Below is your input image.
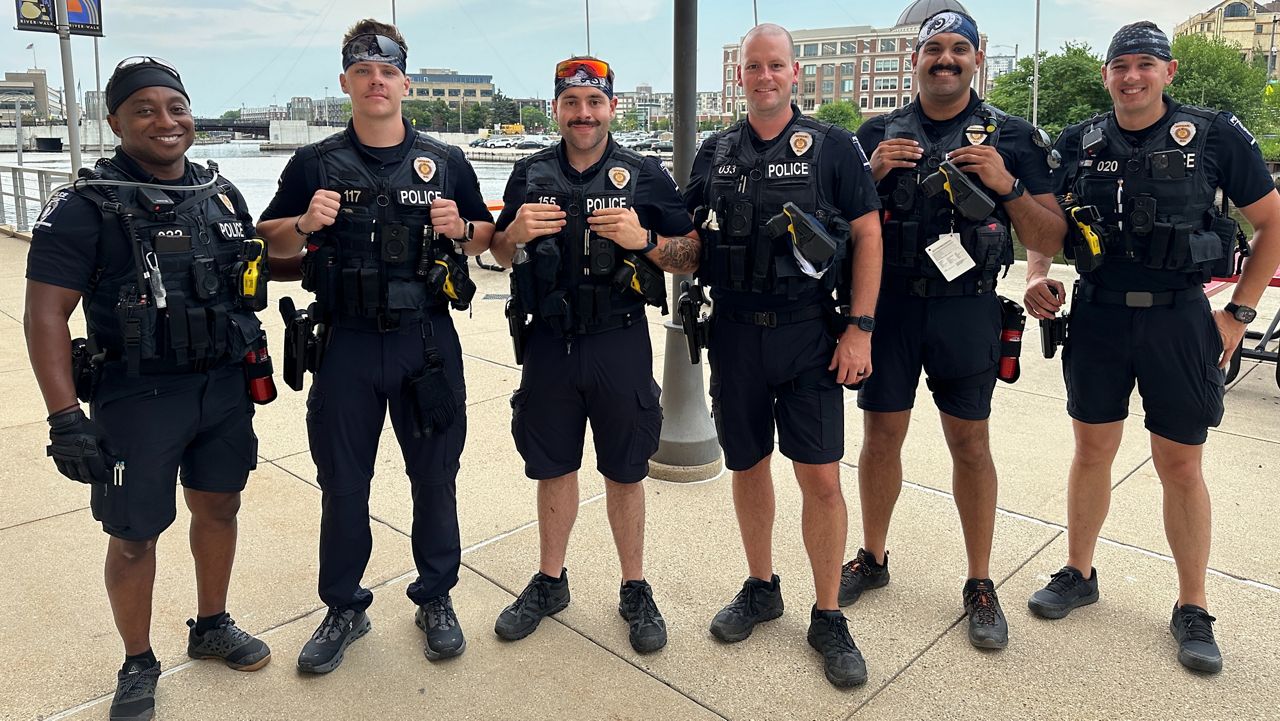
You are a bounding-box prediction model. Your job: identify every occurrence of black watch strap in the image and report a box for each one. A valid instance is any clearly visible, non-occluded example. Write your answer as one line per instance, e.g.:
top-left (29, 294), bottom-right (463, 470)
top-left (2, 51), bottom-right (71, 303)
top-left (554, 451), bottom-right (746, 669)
top-left (1224, 302), bottom-right (1257, 324)
top-left (997, 179), bottom-right (1025, 203)
top-left (845, 314), bottom-right (875, 333)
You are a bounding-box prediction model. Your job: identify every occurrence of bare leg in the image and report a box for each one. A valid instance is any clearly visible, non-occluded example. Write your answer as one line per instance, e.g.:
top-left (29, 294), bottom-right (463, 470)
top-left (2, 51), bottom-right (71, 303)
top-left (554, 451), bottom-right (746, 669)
top-left (1065, 420), bottom-right (1124, 573)
top-left (105, 537), bottom-right (158, 656)
top-left (186, 488), bottom-right (241, 617)
top-left (538, 472), bottom-right (579, 578)
top-left (858, 410), bottom-right (911, 564)
top-left (794, 460), bottom-right (847, 610)
top-left (604, 478), bottom-right (646, 582)
top-left (939, 414), bottom-right (997, 580)
top-left (1150, 434), bottom-right (1211, 609)
top-left (732, 455), bottom-right (775, 581)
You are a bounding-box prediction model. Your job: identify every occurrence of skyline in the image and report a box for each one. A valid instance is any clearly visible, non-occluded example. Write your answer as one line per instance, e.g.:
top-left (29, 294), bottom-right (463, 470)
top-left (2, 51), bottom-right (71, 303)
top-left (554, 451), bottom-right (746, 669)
top-left (0, 0), bottom-right (1237, 116)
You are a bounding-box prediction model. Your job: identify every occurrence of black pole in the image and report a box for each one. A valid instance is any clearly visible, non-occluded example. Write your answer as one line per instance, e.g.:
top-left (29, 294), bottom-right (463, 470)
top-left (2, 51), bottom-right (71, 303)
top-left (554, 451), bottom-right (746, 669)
top-left (651, 0), bottom-right (722, 479)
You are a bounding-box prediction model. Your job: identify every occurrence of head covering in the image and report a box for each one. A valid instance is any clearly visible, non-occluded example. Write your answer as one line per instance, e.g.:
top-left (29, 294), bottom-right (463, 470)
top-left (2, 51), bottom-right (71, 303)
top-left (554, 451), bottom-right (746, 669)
top-left (106, 60), bottom-right (188, 115)
top-left (554, 59), bottom-right (614, 99)
top-left (342, 33), bottom-right (407, 73)
top-left (1106, 22), bottom-right (1172, 64)
top-left (917, 10), bottom-right (980, 51)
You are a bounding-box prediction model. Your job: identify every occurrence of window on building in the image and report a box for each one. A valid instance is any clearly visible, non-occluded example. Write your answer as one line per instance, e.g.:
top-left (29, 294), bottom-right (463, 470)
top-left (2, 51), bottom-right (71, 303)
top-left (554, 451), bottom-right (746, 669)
top-left (903, 75), bottom-right (912, 90)
top-left (1223, 2), bottom-right (1249, 18)
top-left (903, 38), bottom-right (913, 51)
top-left (822, 42), bottom-right (837, 55)
top-left (875, 58), bottom-right (899, 72)
top-left (842, 79), bottom-right (854, 93)
top-left (1258, 23), bottom-right (1265, 34)
top-left (903, 94), bottom-right (912, 106)
top-left (432, 89), bottom-right (445, 96)
top-left (804, 64), bottom-right (818, 76)
top-left (862, 39), bottom-right (873, 53)
top-left (874, 77), bottom-right (898, 90)
top-left (904, 57), bottom-right (912, 71)
top-left (725, 67), bottom-right (734, 80)
top-left (861, 59), bottom-right (870, 73)
top-left (822, 80), bottom-right (834, 94)
top-left (448, 88), bottom-right (460, 96)
top-left (841, 41), bottom-right (857, 54)
top-left (822, 64), bottom-right (835, 76)
top-left (481, 89), bottom-right (493, 97)
top-left (880, 38), bottom-right (896, 52)
top-left (804, 81), bottom-right (816, 94)
top-left (861, 77), bottom-right (870, 91)
top-left (463, 89), bottom-right (476, 96)
top-left (794, 45), bottom-right (801, 59)
top-left (803, 43), bottom-right (819, 57)
top-left (873, 95), bottom-right (897, 108)
top-left (448, 101), bottom-right (458, 108)
top-left (840, 62), bottom-right (855, 74)
top-left (860, 95), bottom-right (869, 109)
top-left (415, 88), bottom-right (428, 96)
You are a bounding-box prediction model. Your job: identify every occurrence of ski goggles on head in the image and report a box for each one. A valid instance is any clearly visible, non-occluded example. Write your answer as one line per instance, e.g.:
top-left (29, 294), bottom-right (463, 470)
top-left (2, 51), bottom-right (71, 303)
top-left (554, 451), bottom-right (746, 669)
top-left (342, 33), bottom-right (407, 72)
top-left (554, 58), bottom-right (613, 98)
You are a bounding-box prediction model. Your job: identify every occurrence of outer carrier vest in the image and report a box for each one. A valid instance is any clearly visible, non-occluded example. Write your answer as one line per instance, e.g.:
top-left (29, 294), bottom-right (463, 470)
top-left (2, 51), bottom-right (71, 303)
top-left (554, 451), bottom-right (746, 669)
top-left (879, 102), bottom-right (1013, 295)
top-left (1065, 106), bottom-right (1232, 279)
top-left (82, 158), bottom-right (263, 375)
top-left (300, 130), bottom-right (468, 328)
top-left (698, 113), bottom-right (847, 299)
top-left (515, 144), bottom-right (652, 335)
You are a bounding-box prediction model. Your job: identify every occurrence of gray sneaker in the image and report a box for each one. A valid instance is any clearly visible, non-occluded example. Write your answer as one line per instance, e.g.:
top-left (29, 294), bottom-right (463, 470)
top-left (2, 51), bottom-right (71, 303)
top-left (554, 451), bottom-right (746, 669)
top-left (495, 570), bottom-right (570, 641)
top-left (1170, 603), bottom-right (1223, 673)
top-left (806, 606), bottom-right (868, 688)
top-left (838, 548), bottom-right (890, 607)
top-left (618, 579), bottom-right (667, 653)
top-left (1028, 566), bottom-right (1099, 619)
top-left (186, 615), bottom-right (271, 671)
top-left (297, 607), bottom-right (371, 674)
top-left (416, 594), bottom-right (466, 660)
top-left (963, 578), bottom-right (1008, 649)
top-left (109, 659), bottom-right (160, 721)
top-left (709, 574), bottom-right (784, 643)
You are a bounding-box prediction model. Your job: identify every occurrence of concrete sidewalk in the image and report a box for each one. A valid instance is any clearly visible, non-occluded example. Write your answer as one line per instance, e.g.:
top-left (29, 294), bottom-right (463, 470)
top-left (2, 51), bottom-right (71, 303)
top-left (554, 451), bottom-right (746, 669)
top-left (2, 230), bottom-right (1278, 720)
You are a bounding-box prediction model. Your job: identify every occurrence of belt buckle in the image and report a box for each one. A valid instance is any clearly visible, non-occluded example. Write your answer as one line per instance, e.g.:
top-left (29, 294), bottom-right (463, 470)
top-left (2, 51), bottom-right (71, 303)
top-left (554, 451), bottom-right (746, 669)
top-left (752, 311), bottom-right (777, 328)
top-left (1124, 291), bottom-right (1154, 308)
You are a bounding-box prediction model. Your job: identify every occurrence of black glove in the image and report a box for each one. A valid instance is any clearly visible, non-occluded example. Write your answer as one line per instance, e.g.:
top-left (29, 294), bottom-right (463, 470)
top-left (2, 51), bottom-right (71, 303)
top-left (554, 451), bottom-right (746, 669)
top-left (406, 352), bottom-right (458, 438)
top-left (46, 407), bottom-right (115, 484)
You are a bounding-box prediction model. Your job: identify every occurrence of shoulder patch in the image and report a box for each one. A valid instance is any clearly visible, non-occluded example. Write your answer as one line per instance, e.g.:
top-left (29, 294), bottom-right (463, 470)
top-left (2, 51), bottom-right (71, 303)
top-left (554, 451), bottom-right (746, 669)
top-left (850, 135), bottom-right (871, 171)
top-left (32, 190), bottom-right (73, 230)
top-left (1225, 113), bottom-right (1257, 147)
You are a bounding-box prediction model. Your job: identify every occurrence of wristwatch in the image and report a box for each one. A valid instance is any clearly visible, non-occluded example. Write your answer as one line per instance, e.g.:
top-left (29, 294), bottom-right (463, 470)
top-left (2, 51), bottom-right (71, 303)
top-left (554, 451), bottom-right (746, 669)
top-left (640, 230), bottom-right (659, 255)
top-left (843, 314), bottom-right (876, 333)
top-left (997, 178), bottom-right (1025, 203)
top-left (452, 219), bottom-right (475, 243)
top-left (293, 218), bottom-right (314, 238)
top-left (1224, 302), bottom-right (1257, 324)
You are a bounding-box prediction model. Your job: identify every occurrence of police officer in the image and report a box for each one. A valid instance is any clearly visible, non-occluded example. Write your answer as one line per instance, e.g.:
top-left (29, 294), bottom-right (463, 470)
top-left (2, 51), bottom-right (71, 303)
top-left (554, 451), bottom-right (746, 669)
top-left (684, 23), bottom-right (883, 688)
top-left (24, 57), bottom-right (271, 721)
top-left (488, 56), bottom-right (699, 654)
top-left (257, 19), bottom-right (494, 670)
top-left (840, 10), bottom-right (1066, 651)
top-left (1024, 22), bottom-right (1280, 674)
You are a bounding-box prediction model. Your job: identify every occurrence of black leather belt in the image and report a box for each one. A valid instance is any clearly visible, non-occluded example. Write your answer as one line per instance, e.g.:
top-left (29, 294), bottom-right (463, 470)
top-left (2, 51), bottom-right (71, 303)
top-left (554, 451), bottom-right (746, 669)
top-left (718, 304), bottom-right (825, 328)
top-left (1078, 282), bottom-right (1204, 308)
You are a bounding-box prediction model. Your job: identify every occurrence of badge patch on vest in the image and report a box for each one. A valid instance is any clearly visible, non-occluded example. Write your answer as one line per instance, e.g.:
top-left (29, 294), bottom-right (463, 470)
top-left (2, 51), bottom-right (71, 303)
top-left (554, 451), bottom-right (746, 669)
top-left (790, 131), bottom-right (813, 156)
top-left (1170, 121), bottom-right (1196, 147)
top-left (414, 157), bottom-right (437, 183)
top-left (965, 124), bottom-right (989, 145)
top-left (608, 167), bottom-right (631, 190)
top-left (217, 193), bottom-right (236, 214)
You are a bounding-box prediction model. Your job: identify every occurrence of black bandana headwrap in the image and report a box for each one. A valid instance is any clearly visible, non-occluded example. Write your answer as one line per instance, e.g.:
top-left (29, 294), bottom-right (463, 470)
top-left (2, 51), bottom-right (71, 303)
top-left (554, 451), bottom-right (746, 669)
top-left (917, 11), bottom-right (980, 50)
top-left (1106, 22), bottom-right (1172, 64)
top-left (554, 66), bottom-right (614, 99)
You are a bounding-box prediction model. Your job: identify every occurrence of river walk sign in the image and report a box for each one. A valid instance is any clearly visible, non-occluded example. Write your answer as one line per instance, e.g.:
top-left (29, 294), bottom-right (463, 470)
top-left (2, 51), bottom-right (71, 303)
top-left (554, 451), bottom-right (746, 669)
top-left (15, 0), bottom-right (103, 36)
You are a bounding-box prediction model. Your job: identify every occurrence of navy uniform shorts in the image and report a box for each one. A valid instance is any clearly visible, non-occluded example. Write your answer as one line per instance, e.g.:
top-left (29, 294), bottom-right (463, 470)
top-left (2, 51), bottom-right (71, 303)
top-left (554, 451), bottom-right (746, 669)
top-left (857, 293), bottom-right (1001, 421)
top-left (511, 321), bottom-right (662, 484)
top-left (708, 312), bottom-right (843, 471)
top-left (89, 364), bottom-right (257, 541)
top-left (1064, 293), bottom-right (1224, 446)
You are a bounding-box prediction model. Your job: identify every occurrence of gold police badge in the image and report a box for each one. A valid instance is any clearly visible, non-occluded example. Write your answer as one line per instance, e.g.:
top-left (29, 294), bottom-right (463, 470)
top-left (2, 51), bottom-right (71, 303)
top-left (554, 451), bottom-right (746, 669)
top-left (965, 124), bottom-right (989, 145)
top-left (413, 157), bottom-right (437, 183)
top-left (217, 193), bottom-right (236, 214)
top-left (790, 131), bottom-right (813, 156)
top-left (609, 166), bottom-right (631, 189)
top-left (1170, 121), bottom-right (1196, 147)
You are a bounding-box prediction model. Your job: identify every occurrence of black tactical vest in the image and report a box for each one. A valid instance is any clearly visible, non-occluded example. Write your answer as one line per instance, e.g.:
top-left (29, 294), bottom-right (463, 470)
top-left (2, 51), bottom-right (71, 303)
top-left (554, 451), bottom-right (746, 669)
top-left (516, 143), bottom-right (649, 334)
top-left (301, 130), bottom-right (467, 326)
top-left (1066, 106), bottom-right (1226, 278)
top-left (879, 102), bottom-right (1013, 295)
top-left (82, 158), bottom-right (263, 374)
top-left (699, 112), bottom-right (846, 299)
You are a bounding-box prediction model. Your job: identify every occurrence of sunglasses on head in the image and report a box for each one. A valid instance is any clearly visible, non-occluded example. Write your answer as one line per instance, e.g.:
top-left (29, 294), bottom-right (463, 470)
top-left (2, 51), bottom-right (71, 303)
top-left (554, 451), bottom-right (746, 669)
top-left (555, 58), bottom-right (610, 80)
top-left (114, 56), bottom-right (181, 79)
top-left (343, 34), bottom-right (407, 69)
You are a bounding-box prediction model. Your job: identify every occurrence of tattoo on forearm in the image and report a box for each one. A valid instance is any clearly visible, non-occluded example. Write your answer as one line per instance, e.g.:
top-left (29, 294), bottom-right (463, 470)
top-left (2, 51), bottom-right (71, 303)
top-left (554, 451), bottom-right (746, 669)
top-left (657, 235), bottom-right (699, 273)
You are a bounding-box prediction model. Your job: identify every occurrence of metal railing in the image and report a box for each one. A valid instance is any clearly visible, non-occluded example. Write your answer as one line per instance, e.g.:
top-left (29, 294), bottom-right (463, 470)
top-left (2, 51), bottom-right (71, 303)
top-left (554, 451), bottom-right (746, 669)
top-left (0, 164), bottom-right (73, 233)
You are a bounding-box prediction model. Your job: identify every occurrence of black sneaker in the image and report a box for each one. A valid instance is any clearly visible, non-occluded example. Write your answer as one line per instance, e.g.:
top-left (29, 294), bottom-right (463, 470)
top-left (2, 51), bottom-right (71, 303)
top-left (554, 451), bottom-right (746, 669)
top-left (619, 579), bottom-right (667, 653)
top-left (186, 615), bottom-right (272, 671)
top-left (494, 569), bottom-right (570, 641)
top-left (709, 574), bottom-right (784, 643)
top-left (110, 658), bottom-right (160, 721)
top-left (838, 548), bottom-right (890, 607)
top-left (963, 578), bottom-right (1008, 649)
top-left (806, 606), bottom-right (868, 688)
top-left (416, 594), bottom-right (466, 660)
top-left (1028, 566), bottom-right (1099, 620)
top-left (296, 607), bottom-right (371, 674)
top-left (1170, 603), bottom-right (1223, 673)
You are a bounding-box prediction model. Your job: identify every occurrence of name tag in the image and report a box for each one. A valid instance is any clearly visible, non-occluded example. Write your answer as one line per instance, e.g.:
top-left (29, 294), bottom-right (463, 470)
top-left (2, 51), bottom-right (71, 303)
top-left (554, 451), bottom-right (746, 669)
top-left (334, 187), bottom-right (370, 206)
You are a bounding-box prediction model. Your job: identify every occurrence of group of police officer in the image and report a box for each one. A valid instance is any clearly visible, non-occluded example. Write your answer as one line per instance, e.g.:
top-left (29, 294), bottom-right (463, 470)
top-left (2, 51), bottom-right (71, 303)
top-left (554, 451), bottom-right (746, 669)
top-left (23, 10), bottom-right (1280, 720)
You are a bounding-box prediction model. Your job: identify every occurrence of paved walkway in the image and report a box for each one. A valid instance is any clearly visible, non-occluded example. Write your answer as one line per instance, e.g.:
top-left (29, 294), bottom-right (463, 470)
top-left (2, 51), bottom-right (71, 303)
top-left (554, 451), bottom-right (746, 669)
top-left (2, 230), bottom-right (1278, 720)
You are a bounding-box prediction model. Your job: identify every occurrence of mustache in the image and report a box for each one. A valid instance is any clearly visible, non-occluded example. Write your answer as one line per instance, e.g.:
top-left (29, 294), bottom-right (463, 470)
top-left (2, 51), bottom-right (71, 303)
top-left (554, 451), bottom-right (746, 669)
top-left (930, 64), bottom-right (963, 75)
top-left (569, 120), bottom-right (600, 128)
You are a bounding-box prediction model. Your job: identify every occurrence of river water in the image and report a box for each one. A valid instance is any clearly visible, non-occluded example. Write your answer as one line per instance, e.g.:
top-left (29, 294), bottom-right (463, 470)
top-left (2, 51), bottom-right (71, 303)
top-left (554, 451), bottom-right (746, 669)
top-left (1, 140), bottom-right (516, 226)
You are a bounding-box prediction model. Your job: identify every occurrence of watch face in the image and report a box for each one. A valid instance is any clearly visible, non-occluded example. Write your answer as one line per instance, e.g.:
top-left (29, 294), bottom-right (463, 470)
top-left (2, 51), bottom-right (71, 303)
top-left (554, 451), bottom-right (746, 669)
top-left (1237, 306), bottom-right (1257, 323)
top-left (857, 315), bottom-right (876, 332)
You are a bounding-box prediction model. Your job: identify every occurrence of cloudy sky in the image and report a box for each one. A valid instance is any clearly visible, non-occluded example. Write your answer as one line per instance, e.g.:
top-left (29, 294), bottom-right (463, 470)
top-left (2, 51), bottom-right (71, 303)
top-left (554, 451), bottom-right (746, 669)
top-left (0, 0), bottom-right (1234, 115)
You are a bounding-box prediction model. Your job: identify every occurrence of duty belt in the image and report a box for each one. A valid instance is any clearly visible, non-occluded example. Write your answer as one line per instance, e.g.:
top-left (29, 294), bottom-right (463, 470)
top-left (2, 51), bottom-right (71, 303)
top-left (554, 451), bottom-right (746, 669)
top-left (1078, 282), bottom-right (1204, 308)
top-left (329, 302), bottom-right (447, 332)
top-left (880, 274), bottom-right (996, 298)
top-left (718, 304), bottom-right (826, 328)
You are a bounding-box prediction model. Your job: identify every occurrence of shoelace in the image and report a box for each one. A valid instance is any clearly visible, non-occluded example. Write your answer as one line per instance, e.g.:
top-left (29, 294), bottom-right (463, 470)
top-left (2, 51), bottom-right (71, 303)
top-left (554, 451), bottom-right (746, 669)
top-left (1177, 608), bottom-right (1218, 645)
top-left (622, 585), bottom-right (661, 629)
top-left (313, 609), bottom-right (352, 643)
top-left (211, 616), bottom-right (253, 645)
top-left (511, 580), bottom-right (554, 618)
top-left (116, 662), bottom-right (159, 702)
top-left (965, 586), bottom-right (1000, 625)
top-left (1044, 568), bottom-right (1083, 595)
top-left (816, 616), bottom-right (857, 655)
top-left (730, 583), bottom-right (765, 617)
top-left (424, 598), bottom-right (457, 631)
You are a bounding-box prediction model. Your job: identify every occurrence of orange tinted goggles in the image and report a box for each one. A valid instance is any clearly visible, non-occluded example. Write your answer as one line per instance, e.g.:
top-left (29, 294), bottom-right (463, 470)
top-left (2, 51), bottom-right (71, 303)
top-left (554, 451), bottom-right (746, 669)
top-left (555, 58), bottom-right (610, 80)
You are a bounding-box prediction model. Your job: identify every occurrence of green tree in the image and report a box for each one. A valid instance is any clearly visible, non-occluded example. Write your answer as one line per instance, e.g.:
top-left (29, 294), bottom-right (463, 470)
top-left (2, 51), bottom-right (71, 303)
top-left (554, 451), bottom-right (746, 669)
top-left (464, 102), bottom-right (490, 132)
top-left (489, 91), bottom-right (518, 126)
top-left (220, 109), bottom-right (241, 120)
top-left (988, 42), bottom-right (1111, 137)
top-left (813, 100), bottom-right (863, 131)
top-left (519, 105), bottom-right (551, 132)
top-left (1168, 34), bottom-right (1268, 131)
